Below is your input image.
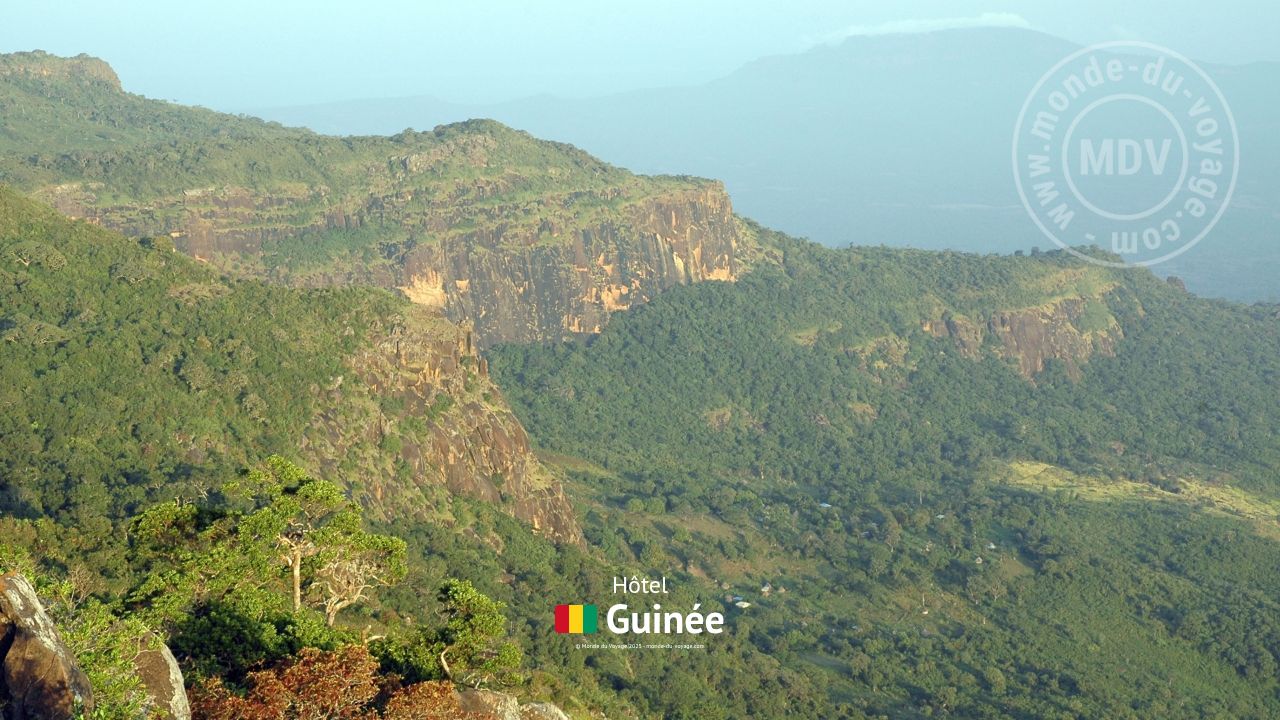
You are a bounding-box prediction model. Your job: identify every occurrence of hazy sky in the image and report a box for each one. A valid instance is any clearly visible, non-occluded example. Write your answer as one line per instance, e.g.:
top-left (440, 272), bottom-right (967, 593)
top-left (2, 1), bottom-right (1275, 110)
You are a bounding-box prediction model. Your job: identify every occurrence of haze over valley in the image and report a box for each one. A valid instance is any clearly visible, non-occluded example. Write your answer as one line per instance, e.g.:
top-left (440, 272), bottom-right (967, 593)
top-left (258, 27), bottom-right (1280, 303)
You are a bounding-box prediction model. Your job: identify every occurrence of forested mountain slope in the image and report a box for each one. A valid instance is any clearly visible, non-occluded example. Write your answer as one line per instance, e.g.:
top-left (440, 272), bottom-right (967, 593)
top-left (0, 185), bottom-right (577, 541)
top-left (492, 227), bottom-right (1280, 718)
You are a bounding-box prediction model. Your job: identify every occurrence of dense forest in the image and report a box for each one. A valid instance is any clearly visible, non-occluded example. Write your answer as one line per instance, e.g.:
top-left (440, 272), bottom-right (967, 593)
top-left (491, 227), bottom-right (1280, 718)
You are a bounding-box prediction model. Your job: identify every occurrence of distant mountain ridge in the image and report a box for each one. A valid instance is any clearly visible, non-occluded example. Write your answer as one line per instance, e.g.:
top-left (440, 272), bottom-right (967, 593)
top-left (256, 27), bottom-right (1280, 303)
top-left (0, 51), bottom-right (749, 347)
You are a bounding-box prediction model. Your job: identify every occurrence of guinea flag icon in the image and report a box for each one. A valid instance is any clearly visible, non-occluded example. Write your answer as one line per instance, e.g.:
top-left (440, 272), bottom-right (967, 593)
top-left (555, 604), bottom-right (598, 634)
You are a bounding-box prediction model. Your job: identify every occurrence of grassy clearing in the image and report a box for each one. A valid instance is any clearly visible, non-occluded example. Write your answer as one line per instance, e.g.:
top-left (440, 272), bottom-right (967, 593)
top-left (1003, 461), bottom-right (1280, 540)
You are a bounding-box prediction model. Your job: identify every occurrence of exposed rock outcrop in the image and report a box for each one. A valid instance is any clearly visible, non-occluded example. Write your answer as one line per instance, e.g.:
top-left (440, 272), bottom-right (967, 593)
top-left (133, 634), bottom-right (190, 720)
top-left (0, 573), bottom-right (94, 720)
top-left (987, 298), bottom-right (1120, 378)
top-left (521, 702), bottom-right (573, 720)
top-left (458, 689), bottom-right (521, 720)
top-left (29, 114), bottom-right (746, 349)
top-left (922, 314), bottom-right (984, 358)
top-left (303, 306), bottom-right (582, 544)
top-left (459, 689), bottom-right (566, 720)
top-left (0, 51), bottom-right (120, 90)
top-left (401, 183), bottom-right (741, 346)
top-left (925, 295), bottom-right (1122, 379)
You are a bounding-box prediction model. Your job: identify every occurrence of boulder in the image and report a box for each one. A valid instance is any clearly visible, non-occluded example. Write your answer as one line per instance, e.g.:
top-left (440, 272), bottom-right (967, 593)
top-left (521, 702), bottom-right (572, 720)
top-left (133, 634), bottom-right (190, 720)
top-left (458, 688), bottom-right (521, 720)
top-left (0, 573), bottom-right (94, 719)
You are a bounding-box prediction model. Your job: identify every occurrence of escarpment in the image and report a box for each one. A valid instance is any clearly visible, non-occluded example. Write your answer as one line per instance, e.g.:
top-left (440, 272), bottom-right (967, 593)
top-left (3, 54), bottom-right (748, 348)
top-left (41, 168), bottom-right (743, 349)
top-left (301, 305), bottom-right (582, 544)
top-left (399, 182), bottom-right (740, 345)
top-left (0, 50), bottom-right (120, 89)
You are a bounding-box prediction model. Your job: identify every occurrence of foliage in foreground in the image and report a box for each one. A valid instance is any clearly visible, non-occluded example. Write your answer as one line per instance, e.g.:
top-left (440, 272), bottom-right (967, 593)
top-left (190, 646), bottom-right (475, 720)
top-left (2, 456), bottom-right (518, 719)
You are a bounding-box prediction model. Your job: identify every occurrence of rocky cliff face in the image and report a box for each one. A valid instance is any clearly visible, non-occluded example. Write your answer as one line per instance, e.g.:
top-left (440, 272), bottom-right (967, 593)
top-left (42, 176), bottom-right (743, 348)
top-left (9, 55), bottom-right (749, 349)
top-left (400, 183), bottom-right (740, 345)
top-left (0, 51), bottom-right (121, 89)
top-left (301, 306), bottom-right (582, 543)
top-left (924, 294), bottom-right (1122, 379)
